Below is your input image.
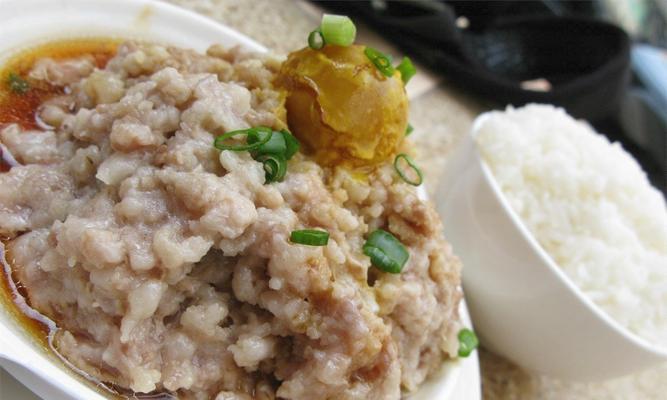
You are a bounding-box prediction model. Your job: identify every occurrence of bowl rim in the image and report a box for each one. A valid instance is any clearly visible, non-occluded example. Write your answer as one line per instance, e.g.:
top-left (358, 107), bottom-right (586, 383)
top-left (0, 0), bottom-right (267, 56)
top-left (0, 0), bottom-right (479, 398)
top-left (470, 110), bottom-right (667, 358)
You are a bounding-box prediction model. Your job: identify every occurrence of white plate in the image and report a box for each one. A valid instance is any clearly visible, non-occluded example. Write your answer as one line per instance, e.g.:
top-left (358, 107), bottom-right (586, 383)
top-left (0, 0), bottom-right (480, 398)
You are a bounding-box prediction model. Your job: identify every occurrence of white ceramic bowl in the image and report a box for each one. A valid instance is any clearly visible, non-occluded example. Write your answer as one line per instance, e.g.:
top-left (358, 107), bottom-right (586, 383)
top-left (436, 113), bottom-right (667, 381)
top-left (0, 0), bottom-right (479, 398)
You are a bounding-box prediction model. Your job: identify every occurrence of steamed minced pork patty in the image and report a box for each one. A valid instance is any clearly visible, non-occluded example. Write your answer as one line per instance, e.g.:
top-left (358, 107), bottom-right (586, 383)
top-left (0, 42), bottom-right (462, 399)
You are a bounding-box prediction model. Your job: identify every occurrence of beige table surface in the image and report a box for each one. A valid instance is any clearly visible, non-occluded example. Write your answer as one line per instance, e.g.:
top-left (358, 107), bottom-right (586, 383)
top-left (163, 1), bottom-right (667, 399)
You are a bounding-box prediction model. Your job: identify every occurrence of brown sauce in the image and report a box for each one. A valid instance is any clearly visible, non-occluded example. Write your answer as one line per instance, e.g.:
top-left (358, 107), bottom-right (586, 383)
top-left (0, 38), bottom-right (138, 399)
top-left (0, 239), bottom-right (51, 347)
top-left (0, 38), bottom-right (119, 130)
top-left (0, 37), bottom-right (119, 341)
top-left (0, 152), bottom-right (10, 172)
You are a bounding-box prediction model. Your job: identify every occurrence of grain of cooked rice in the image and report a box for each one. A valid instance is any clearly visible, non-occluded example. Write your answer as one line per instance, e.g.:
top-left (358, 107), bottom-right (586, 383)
top-left (475, 104), bottom-right (667, 348)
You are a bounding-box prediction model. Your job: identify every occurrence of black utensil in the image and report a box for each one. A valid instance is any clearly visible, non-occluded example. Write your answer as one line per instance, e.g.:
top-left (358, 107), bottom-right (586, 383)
top-left (319, 1), bottom-right (631, 122)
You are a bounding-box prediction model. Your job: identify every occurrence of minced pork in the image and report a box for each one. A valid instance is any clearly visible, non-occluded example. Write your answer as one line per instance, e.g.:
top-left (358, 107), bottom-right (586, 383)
top-left (0, 42), bottom-right (462, 399)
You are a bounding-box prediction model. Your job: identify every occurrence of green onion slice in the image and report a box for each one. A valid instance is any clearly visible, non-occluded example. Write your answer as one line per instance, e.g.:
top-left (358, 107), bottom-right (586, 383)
top-left (396, 56), bottom-right (416, 84)
top-left (214, 127), bottom-right (272, 152)
top-left (214, 127), bottom-right (300, 184)
top-left (320, 14), bottom-right (357, 46)
top-left (364, 47), bottom-right (395, 77)
top-left (290, 229), bottom-right (330, 246)
top-left (7, 72), bottom-right (30, 94)
top-left (254, 130), bottom-right (286, 155)
top-left (258, 153), bottom-right (287, 183)
top-left (457, 328), bottom-right (479, 357)
top-left (281, 129), bottom-right (300, 160)
top-left (308, 29), bottom-right (325, 50)
top-left (394, 153), bottom-right (423, 186)
top-left (405, 123), bottom-right (414, 136)
top-left (246, 128), bottom-right (271, 146)
top-left (247, 129), bottom-right (300, 160)
top-left (363, 229), bottom-right (409, 274)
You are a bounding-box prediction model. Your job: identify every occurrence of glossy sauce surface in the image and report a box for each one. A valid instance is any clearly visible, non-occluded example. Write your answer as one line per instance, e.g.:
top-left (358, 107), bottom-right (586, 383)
top-left (0, 38), bottom-right (118, 129)
top-left (0, 239), bottom-right (51, 348)
top-left (0, 38), bottom-right (131, 399)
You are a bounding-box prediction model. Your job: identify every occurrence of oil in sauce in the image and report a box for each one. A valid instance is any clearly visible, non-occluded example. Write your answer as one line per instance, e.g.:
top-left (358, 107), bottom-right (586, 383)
top-left (0, 39), bottom-right (119, 342)
top-left (0, 38), bottom-right (173, 399)
top-left (0, 240), bottom-right (52, 348)
top-left (0, 38), bottom-right (118, 130)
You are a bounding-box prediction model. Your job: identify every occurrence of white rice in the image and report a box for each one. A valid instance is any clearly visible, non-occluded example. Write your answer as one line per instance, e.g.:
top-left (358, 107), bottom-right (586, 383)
top-left (474, 104), bottom-right (667, 348)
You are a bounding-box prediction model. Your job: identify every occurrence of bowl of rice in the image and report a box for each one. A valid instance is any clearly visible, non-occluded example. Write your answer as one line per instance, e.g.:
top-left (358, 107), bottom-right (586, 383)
top-left (437, 104), bottom-right (667, 380)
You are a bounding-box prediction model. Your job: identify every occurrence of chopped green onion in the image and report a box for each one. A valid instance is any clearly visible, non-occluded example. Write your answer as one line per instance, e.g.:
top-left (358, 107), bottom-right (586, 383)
top-left (394, 153), bottom-right (423, 186)
top-left (258, 153), bottom-right (287, 183)
top-left (457, 328), bottom-right (479, 357)
top-left (246, 128), bottom-right (271, 146)
top-left (254, 130), bottom-right (286, 155)
top-left (396, 56), bottom-right (416, 84)
top-left (7, 72), bottom-right (29, 94)
top-left (247, 129), bottom-right (300, 160)
top-left (320, 14), bottom-right (357, 46)
top-left (214, 127), bottom-right (300, 184)
top-left (363, 229), bottom-right (409, 274)
top-left (308, 29), bottom-right (325, 50)
top-left (281, 129), bottom-right (300, 160)
top-left (290, 229), bottom-right (330, 246)
top-left (405, 123), bottom-right (414, 136)
top-left (214, 127), bottom-right (272, 152)
top-left (364, 47), bottom-right (395, 77)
